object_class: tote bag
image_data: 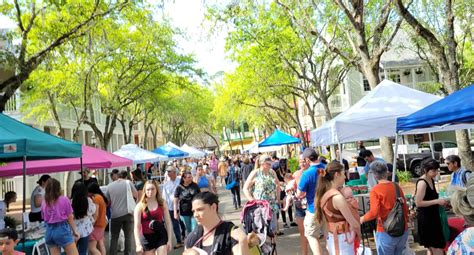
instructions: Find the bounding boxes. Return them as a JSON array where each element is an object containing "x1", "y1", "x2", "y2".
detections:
[{"x1": 126, "y1": 180, "x2": 136, "y2": 214}]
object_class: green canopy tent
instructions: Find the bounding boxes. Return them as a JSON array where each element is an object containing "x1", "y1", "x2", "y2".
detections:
[{"x1": 0, "y1": 113, "x2": 82, "y2": 246}]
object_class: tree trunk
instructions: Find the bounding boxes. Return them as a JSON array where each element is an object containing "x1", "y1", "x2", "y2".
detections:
[
  {"x1": 455, "y1": 129, "x2": 474, "y2": 170},
  {"x1": 393, "y1": 0, "x2": 472, "y2": 169}
]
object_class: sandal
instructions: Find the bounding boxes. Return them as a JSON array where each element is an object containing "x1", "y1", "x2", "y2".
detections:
[
  {"x1": 174, "y1": 243, "x2": 184, "y2": 249},
  {"x1": 276, "y1": 231, "x2": 284, "y2": 236}
]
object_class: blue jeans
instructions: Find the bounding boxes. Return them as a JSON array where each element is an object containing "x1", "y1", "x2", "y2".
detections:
[
  {"x1": 45, "y1": 221, "x2": 74, "y2": 248},
  {"x1": 77, "y1": 236, "x2": 89, "y2": 255},
  {"x1": 169, "y1": 210, "x2": 182, "y2": 243},
  {"x1": 180, "y1": 215, "x2": 197, "y2": 235},
  {"x1": 375, "y1": 230, "x2": 409, "y2": 255}
]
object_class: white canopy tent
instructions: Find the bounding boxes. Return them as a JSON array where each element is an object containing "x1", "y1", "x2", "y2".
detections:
[
  {"x1": 113, "y1": 144, "x2": 168, "y2": 164},
  {"x1": 180, "y1": 144, "x2": 206, "y2": 158},
  {"x1": 310, "y1": 80, "x2": 441, "y2": 146}
]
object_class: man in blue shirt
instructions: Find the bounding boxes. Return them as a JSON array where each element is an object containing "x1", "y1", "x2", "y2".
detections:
[
  {"x1": 297, "y1": 148, "x2": 327, "y2": 255},
  {"x1": 446, "y1": 155, "x2": 471, "y2": 189}
]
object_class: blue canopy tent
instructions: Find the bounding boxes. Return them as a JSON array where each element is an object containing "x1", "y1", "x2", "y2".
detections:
[
  {"x1": 152, "y1": 143, "x2": 189, "y2": 159},
  {"x1": 392, "y1": 84, "x2": 474, "y2": 181},
  {"x1": 397, "y1": 84, "x2": 474, "y2": 133},
  {"x1": 259, "y1": 129, "x2": 301, "y2": 147},
  {"x1": 0, "y1": 113, "x2": 82, "y2": 249}
]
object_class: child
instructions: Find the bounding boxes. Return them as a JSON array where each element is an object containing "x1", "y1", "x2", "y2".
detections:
[
  {"x1": 282, "y1": 173, "x2": 296, "y2": 211},
  {"x1": 340, "y1": 187, "x2": 360, "y2": 252},
  {"x1": 0, "y1": 228, "x2": 24, "y2": 255}
]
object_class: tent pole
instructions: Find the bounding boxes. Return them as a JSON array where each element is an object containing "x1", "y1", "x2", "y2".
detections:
[
  {"x1": 429, "y1": 133, "x2": 435, "y2": 159},
  {"x1": 392, "y1": 134, "x2": 399, "y2": 182},
  {"x1": 22, "y1": 155, "x2": 26, "y2": 251},
  {"x1": 80, "y1": 157, "x2": 84, "y2": 183},
  {"x1": 338, "y1": 143, "x2": 342, "y2": 161}
]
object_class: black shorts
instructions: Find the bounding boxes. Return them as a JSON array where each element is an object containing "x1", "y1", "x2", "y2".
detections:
[
  {"x1": 29, "y1": 211, "x2": 43, "y2": 222},
  {"x1": 140, "y1": 232, "x2": 168, "y2": 251}
]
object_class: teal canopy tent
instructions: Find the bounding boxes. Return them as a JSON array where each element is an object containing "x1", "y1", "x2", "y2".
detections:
[
  {"x1": 259, "y1": 129, "x2": 301, "y2": 147},
  {"x1": 0, "y1": 113, "x2": 82, "y2": 247},
  {"x1": 0, "y1": 114, "x2": 82, "y2": 160}
]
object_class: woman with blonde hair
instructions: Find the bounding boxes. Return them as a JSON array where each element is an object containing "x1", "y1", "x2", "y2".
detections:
[{"x1": 134, "y1": 181, "x2": 173, "y2": 255}]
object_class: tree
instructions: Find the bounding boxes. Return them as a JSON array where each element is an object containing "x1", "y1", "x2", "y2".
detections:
[
  {"x1": 0, "y1": 0, "x2": 129, "y2": 111},
  {"x1": 277, "y1": 0, "x2": 403, "y2": 162},
  {"x1": 393, "y1": 0, "x2": 474, "y2": 169},
  {"x1": 155, "y1": 84, "x2": 214, "y2": 146}
]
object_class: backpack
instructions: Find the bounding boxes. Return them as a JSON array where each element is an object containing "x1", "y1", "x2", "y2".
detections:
[
  {"x1": 382, "y1": 183, "x2": 406, "y2": 237},
  {"x1": 462, "y1": 170, "x2": 472, "y2": 186},
  {"x1": 185, "y1": 221, "x2": 236, "y2": 255}
]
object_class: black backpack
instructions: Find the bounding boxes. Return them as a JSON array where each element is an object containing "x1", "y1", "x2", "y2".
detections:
[{"x1": 382, "y1": 183, "x2": 406, "y2": 237}]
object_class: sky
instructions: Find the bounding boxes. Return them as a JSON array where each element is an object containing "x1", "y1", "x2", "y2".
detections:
[
  {"x1": 1, "y1": 1, "x2": 234, "y2": 80},
  {"x1": 158, "y1": 0, "x2": 235, "y2": 78}
]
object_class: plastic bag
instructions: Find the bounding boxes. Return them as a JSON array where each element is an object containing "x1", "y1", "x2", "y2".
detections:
[{"x1": 356, "y1": 245, "x2": 373, "y2": 255}]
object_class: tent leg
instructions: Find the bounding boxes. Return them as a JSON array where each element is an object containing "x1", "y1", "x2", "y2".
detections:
[
  {"x1": 22, "y1": 155, "x2": 26, "y2": 251},
  {"x1": 80, "y1": 157, "x2": 84, "y2": 183},
  {"x1": 429, "y1": 133, "x2": 435, "y2": 159},
  {"x1": 392, "y1": 134, "x2": 399, "y2": 182},
  {"x1": 338, "y1": 143, "x2": 342, "y2": 161}
]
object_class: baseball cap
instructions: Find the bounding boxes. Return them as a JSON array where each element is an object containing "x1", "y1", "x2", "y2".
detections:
[{"x1": 302, "y1": 148, "x2": 318, "y2": 161}]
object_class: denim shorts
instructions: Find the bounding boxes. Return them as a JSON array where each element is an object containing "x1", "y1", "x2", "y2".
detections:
[
  {"x1": 45, "y1": 221, "x2": 74, "y2": 248},
  {"x1": 295, "y1": 206, "x2": 306, "y2": 218}
]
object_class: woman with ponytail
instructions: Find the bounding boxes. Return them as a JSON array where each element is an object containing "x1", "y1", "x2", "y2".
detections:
[{"x1": 314, "y1": 161, "x2": 361, "y2": 255}]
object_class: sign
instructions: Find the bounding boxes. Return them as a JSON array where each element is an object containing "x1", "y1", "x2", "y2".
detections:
[
  {"x1": 397, "y1": 144, "x2": 418, "y2": 154},
  {"x1": 3, "y1": 144, "x2": 17, "y2": 153}
]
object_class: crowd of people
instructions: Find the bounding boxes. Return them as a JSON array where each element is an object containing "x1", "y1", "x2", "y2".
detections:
[{"x1": 0, "y1": 148, "x2": 472, "y2": 255}]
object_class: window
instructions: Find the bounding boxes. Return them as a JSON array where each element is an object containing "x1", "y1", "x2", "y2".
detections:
[
  {"x1": 444, "y1": 142, "x2": 457, "y2": 148},
  {"x1": 363, "y1": 79, "x2": 371, "y2": 91},
  {"x1": 390, "y1": 73, "x2": 401, "y2": 83}
]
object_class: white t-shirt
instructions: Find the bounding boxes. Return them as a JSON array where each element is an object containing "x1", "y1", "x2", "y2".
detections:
[
  {"x1": 161, "y1": 177, "x2": 181, "y2": 209},
  {"x1": 30, "y1": 186, "x2": 45, "y2": 213},
  {"x1": 0, "y1": 201, "x2": 6, "y2": 229}
]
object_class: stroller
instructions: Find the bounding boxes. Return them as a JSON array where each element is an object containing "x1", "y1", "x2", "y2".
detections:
[{"x1": 240, "y1": 200, "x2": 277, "y2": 255}]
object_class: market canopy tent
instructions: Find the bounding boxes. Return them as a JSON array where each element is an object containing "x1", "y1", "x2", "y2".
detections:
[
  {"x1": 0, "y1": 113, "x2": 82, "y2": 159},
  {"x1": 259, "y1": 129, "x2": 300, "y2": 147},
  {"x1": 180, "y1": 144, "x2": 206, "y2": 158},
  {"x1": 310, "y1": 80, "x2": 440, "y2": 145},
  {"x1": 0, "y1": 145, "x2": 132, "y2": 178},
  {"x1": 397, "y1": 84, "x2": 474, "y2": 134},
  {"x1": 247, "y1": 141, "x2": 283, "y2": 153},
  {"x1": 114, "y1": 144, "x2": 167, "y2": 164},
  {"x1": 0, "y1": 113, "x2": 82, "y2": 249},
  {"x1": 152, "y1": 143, "x2": 189, "y2": 158}
]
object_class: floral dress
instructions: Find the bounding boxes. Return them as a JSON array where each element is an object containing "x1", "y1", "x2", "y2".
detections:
[
  {"x1": 447, "y1": 227, "x2": 474, "y2": 255},
  {"x1": 253, "y1": 169, "x2": 279, "y2": 213},
  {"x1": 74, "y1": 197, "x2": 96, "y2": 238}
]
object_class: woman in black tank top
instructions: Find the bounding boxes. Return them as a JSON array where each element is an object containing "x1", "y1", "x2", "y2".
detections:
[{"x1": 184, "y1": 192, "x2": 250, "y2": 255}]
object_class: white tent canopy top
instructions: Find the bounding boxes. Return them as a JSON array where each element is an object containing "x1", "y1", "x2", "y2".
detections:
[
  {"x1": 113, "y1": 144, "x2": 168, "y2": 164},
  {"x1": 310, "y1": 80, "x2": 441, "y2": 146},
  {"x1": 180, "y1": 144, "x2": 206, "y2": 158}
]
